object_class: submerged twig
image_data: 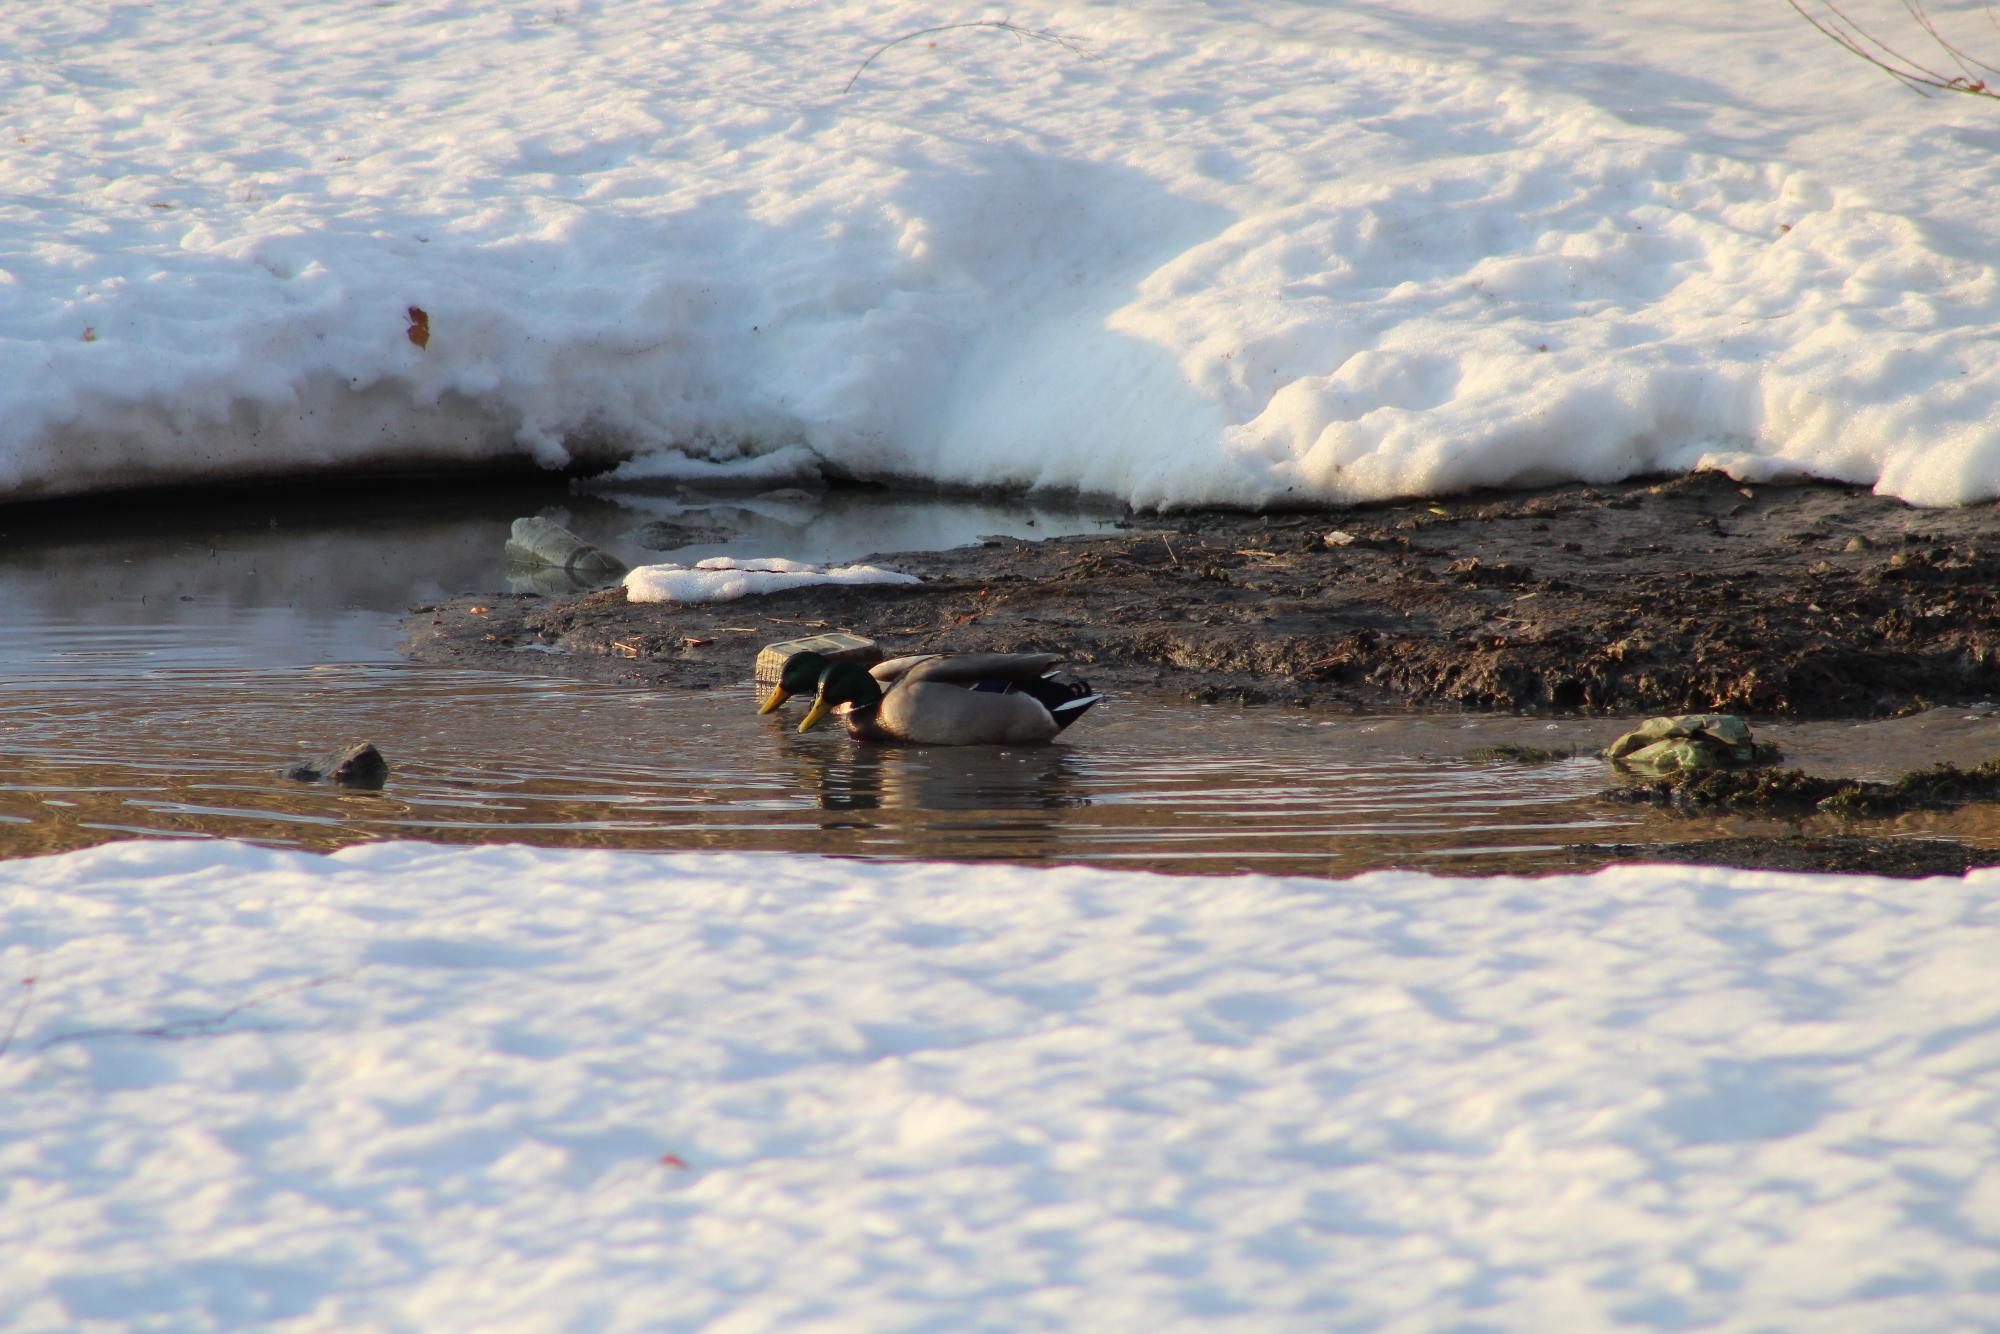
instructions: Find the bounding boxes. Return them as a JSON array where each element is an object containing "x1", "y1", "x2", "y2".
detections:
[{"x1": 843, "y1": 20, "x2": 1097, "y2": 94}]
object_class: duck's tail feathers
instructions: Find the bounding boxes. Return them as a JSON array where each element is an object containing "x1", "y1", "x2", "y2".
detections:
[
  {"x1": 1030, "y1": 671, "x2": 1100, "y2": 732},
  {"x1": 1048, "y1": 692, "x2": 1102, "y2": 731}
]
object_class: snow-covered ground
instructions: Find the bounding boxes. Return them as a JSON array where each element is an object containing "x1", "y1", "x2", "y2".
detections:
[
  {"x1": 11, "y1": 0, "x2": 2000, "y2": 507},
  {"x1": 15, "y1": 4, "x2": 2000, "y2": 1324},
  {"x1": 4, "y1": 840, "x2": 2000, "y2": 1328},
  {"x1": 624, "y1": 556, "x2": 921, "y2": 603}
]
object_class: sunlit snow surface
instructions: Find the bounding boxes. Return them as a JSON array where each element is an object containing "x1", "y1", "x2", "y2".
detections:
[
  {"x1": 10, "y1": 0, "x2": 2000, "y2": 506},
  {"x1": 3, "y1": 842, "x2": 1999, "y2": 1327},
  {"x1": 14, "y1": 7, "x2": 2000, "y2": 1321},
  {"x1": 624, "y1": 556, "x2": 920, "y2": 603}
]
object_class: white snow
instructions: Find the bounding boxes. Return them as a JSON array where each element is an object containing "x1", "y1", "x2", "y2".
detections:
[
  {"x1": 17, "y1": 5, "x2": 2000, "y2": 1319},
  {"x1": 623, "y1": 555, "x2": 920, "y2": 602},
  {"x1": 11, "y1": 1, "x2": 2000, "y2": 507},
  {"x1": 4, "y1": 840, "x2": 2000, "y2": 1327}
]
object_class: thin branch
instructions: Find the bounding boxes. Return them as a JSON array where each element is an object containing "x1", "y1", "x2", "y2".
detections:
[
  {"x1": 35, "y1": 971, "x2": 356, "y2": 1050},
  {"x1": 1789, "y1": 0, "x2": 2000, "y2": 98},
  {"x1": 1901, "y1": 0, "x2": 2000, "y2": 80},
  {"x1": 0, "y1": 976, "x2": 36, "y2": 1061},
  {"x1": 843, "y1": 20, "x2": 1096, "y2": 95},
  {"x1": 1791, "y1": 0, "x2": 1943, "y2": 93}
]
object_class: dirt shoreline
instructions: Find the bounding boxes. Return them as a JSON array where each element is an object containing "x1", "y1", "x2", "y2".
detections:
[{"x1": 401, "y1": 471, "x2": 2000, "y2": 877}]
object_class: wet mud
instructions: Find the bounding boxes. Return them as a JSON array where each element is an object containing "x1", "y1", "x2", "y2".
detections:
[
  {"x1": 1605, "y1": 758, "x2": 2000, "y2": 817},
  {"x1": 408, "y1": 471, "x2": 2000, "y2": 718},
  {"x1": 403, "y1": 470, "x2": 2000, "y2": 876},
  {"x1": 1566, "y1": 835, "x2": 2000, "y2": 880}
]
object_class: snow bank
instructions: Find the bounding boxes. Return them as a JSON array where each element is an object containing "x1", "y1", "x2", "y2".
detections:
[
  {"x1": 4, "y1": 840, "x2": 1999, "y2": 1327},
  {"x1": 623, "y1": 555, "x2": 918, "y2": 602},
  {"x1": 9, "y1": 2, "x2": 2000, "y2": 506}
]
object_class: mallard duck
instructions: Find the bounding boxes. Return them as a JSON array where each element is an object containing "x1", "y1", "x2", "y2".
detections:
[
  {"x1": 792, "y1": 653, "x2": 1100, "y2": 745},
  {"x1": 756, "y1": 651, "x2": 936, "y2": 716}
]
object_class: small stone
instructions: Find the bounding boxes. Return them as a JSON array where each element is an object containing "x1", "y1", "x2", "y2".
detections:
[{"x1": 283, "y1": 742, "x2": 389, "y2": 789}]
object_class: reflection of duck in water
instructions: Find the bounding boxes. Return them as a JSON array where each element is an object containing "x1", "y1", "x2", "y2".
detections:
[{"x1": 768, "y1": 652, "x2": 1100, "y2": 746}]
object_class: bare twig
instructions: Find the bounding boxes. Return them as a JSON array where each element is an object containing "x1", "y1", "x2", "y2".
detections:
[
  {"x1": 1788, "y1": 0, "x2": 2000, "y2": 98},
  {"x1": 35, "y1": 971, "x2": 356, "y2": 1050},
  {"x1": 0, "y1": 975, "x2": 37, "y2": 1060},
  {"x1": 843, "y1": 20, "x2": 1096, "y2": 94}
]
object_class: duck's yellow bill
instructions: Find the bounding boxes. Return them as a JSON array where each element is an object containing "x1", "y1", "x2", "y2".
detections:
[
  {"x1": 798, "y1": 697, "x2": 833, "y2": 733},
  {"x1": 757, "y1": 686, "x2": 791, "y2": 715}
]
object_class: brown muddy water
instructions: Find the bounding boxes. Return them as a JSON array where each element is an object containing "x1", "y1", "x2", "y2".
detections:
[{"x1": 3, "y1": 482, "x2": 1999, "y2": 876}]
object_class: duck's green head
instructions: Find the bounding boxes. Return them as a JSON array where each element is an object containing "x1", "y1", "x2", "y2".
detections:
[
  {"x1": 798, "y1": 660, "x2": 884, "y2": 733},
  {"x1": 757, "y1": 652, "x2": 831, "y2": 715}
]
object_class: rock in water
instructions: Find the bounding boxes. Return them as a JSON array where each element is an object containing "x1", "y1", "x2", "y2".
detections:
[
  {"x1": 1605, "y1": 714, "x2": 1779, "y2": 774},
  {"x1": 283, "y1": 742, "x2": 389, "y2": 789}
]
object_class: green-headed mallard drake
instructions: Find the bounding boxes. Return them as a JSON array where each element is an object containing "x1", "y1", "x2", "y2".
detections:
[
  {"x1": 790, "y1": 652, "x2": 1100, "y2": 745},
  {"x1": 756, "y1": 651, "x2": 936, "y2": 716}
]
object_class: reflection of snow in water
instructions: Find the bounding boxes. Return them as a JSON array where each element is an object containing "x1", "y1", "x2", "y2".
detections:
[
  {"x1": 0, "y1": 486, "x2": 1113, "y2": 662},
  {"x1": 579, "y1": 483, "x2": 1122, "y2": 568}
]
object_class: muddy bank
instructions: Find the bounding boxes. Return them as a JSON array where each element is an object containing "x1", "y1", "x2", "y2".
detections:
[
  {"x1": 399, "y1": 471, "x2": 2000, "y2": 878},
  {"x1": 1566, "y1": 835, "x2": 2000, "y2": 879},
  {"x1": 1605, "y1": 757, "x2": 2000, "y2": 817},
  {"x1": 406, "y1": 471, "x2": 2000, "y2": 719}
]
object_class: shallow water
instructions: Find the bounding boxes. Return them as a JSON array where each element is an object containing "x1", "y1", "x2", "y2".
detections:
[
  {"x1": 2, "y1": 480, "x2": 1998, "y2": 874},
  {"x1": 0, "y1": 655, "x2": 1624, "y2": 873}
]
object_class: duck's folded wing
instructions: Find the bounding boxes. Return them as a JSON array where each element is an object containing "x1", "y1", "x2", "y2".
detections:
[
  {"x1": 869, "y1": 653, "x2": 940, "y2": 683},
  {"x1": 901, "y1": 653, "x2": 1063, "y2": 687}
]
